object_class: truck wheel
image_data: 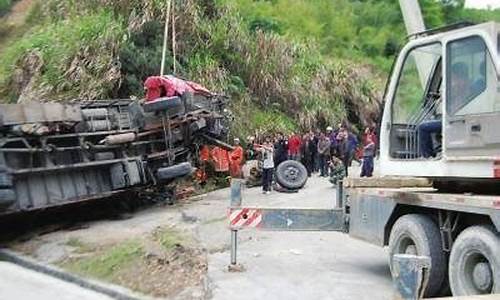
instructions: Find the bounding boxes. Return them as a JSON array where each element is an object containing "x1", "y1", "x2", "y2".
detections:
[
  {"x1": 449, "y1": 225, "x2": 500, "y2": 296},
  {"x1": 388, "y1": 214, "x2": 446, "y2": 297},
  {"x1": 275, "y1": 160, "x2": 308, "y2": 190},
  {"x1": 143, "y1": 96, "x2": 185, "y2": 116},
  {"x1": 157, "y1": 162, "x2": 194, "y2": 181}
]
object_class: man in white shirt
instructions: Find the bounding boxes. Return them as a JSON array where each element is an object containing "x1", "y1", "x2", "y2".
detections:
[{"x1": 259, "y1": 137, "x2": 275, "y2": 194}]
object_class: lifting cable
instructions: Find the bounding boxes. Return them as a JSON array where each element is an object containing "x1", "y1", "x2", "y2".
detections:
[
  {"x1": 160, "y1": 0, "x2": 173, "y2": 76},
  {"x1": 172, "y1": 1, "x2": 177, "y2": 74}
]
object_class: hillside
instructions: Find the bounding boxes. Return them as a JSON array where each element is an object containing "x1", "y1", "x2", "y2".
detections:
[{"x1": 0, "y1": 0, "x2": 499, "y2": 137}]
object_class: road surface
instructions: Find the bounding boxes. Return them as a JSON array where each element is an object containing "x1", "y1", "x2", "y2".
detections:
[
  {"x1": 185, "y1": 175, "x2": 394, "y2": 300},
  {"x1": 0, "y1": 261, "x2": 113, "y2": 300}
]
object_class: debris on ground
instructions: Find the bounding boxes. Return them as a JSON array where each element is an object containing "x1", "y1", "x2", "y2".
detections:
[
  {"x1": 175, "y1": 186, "x2": 196, "y2": 201},
  {"x1": 227, "y1": 264, "x2": 246, "y2": 273}
]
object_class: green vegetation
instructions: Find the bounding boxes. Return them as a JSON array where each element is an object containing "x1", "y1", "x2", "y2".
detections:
[
  {"x1": 0, "y1": 0, "x2": 11, "y2": 16},
  {"x1": 62, "y1": 240, "x2": 143, "y2": 281},
  {"x1": 1, "y1": 0, "x2": 500, "y2": 136},
  {"x1": 153, "y1": 227, "x2": 186, "y2": 250},
  {"x1": 65, "y1": 237, "x2": 94, "y2": 253},
  {"x1": 223, "y1": 0, "x2": 500, "y2": 72},
  {"x1": 0, "y1": 9, "x2": 124, "y2": 101}
]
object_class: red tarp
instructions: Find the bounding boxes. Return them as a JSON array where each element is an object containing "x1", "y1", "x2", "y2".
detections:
[{"x1": 144, "y1": 75, "x2": 213, "y2": 102}]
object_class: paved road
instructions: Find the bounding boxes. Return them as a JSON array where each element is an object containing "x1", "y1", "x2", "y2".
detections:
[
  {"x1": 0, "y1": 261, "x2": 113, "y2": 300},
  {"x1": 186, "y1": 175, "x2": 395, "y2": 300}
]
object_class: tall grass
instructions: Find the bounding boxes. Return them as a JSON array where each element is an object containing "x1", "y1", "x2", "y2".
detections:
[{"x1": 0, "y1": 9, "x2": 124, "y2": 101}]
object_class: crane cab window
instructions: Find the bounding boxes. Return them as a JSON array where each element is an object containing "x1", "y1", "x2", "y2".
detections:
[
  {"x1": 390, "y1": 43, "x2": 442, "y2": 160},
  {"x1": 447, "y1": 36, "x2": 498, "y2": 115},
  {"x1": 447, "y1": 36, "x2": 487, "y2": 115}
]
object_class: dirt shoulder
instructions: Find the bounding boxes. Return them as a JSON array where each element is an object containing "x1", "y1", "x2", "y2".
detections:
[{"x1": 7, "y1": 196, "x2": 218, "y2": 300}]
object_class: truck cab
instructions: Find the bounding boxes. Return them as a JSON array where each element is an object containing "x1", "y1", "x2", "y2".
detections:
[{"x1": 380, "y1": 22, "x2": 500, "y2": 180}]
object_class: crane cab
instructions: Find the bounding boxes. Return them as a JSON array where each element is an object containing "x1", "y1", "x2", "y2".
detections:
[{"x1": 380, "y1": 22, "x2": 500, "y2": 182}]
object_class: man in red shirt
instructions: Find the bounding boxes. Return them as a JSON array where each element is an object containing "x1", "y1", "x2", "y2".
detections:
[{"x1": 288, "y1": 132, "x2": 302, "y2": 161}]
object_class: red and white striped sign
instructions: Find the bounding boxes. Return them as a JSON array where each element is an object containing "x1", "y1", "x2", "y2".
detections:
[{"x1": 229, "y1": 208, "x2": 262, "y2": 229}]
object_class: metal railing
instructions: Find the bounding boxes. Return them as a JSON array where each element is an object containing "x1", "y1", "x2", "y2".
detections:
[{"x1": 404, "y1": 98, "x2": 440, "y2": 159}]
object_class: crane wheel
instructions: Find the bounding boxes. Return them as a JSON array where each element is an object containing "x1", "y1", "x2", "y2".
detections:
[
  {"x1": 449, "y1": 225, "x2": 500, "y2": 296},
  {"x1": 388, "y1": 214, "x2": 446, "y2": 297}
]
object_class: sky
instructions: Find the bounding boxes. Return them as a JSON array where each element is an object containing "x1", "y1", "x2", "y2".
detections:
[{"x1": 465, "y1": 0, "x2": 500, "y2": 9}]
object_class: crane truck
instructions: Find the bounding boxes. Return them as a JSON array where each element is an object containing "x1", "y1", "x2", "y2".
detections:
[
  {"x1": 345, "y1": 19, "x2": 500, "y2": 297},
  {"x1": 229, "y1": 20, "x2": 500, "y2": 298},
  {"x1": 364, "y1": 19, "x2": 500, "y2": 296}
]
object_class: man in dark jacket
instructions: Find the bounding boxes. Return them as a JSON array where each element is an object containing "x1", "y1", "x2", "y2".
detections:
[
  {"x1": 273, "y1": 133, "x2": 288, "y2": 167},
  {"x1": 347, "y1": 131, "x2": 359, "y2": 167},
  {"x1": 310, "y1": 130, "x2": 319, "y2": 173},
  {"x1": 336, "y1": 129, "x2": 350, "y2": 177},
  {"x1": 300, "y1": 133, "x2": 313, "y2": 177},
  {"x1": 317, "y1": 133, "x2": 331, "y2": 177}
]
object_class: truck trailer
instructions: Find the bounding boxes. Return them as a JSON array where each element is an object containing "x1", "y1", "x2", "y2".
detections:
[{"x1": 0, "y1": 91, "x2": 231, "y2": 215}]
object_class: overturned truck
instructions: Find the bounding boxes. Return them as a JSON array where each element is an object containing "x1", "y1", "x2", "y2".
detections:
[{"x1": 0, "y1": 89, "x2": 230, "y2": 215}]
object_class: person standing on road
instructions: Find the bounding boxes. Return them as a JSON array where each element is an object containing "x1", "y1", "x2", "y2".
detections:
[
  {"x1": 317, "y1": 133, "x2": 330, "y2": 177},
  {"x1": 336, "y1": 129, "x2": 350, "y2": 177},
  {"x1": 327, "y1": 126, "x2": 337, "y2": 157},
  {"x1": 288, "y1": 132, "x2": 302, "y2": 161},
  {"x1": 300, "y1": 133, "x2": 313, "y2": 177},
  {"x1": 229, "y1": 138, "x2": 244, "y2": 178},
  {"x1": 363, "y1": 127, "x2": 377, "y2": 151},
  {"x1": 347, "y1": 129, "x2": 359, "y2": 167},
  {"x1": 273, "y1": 133, "x2": 288, "y2": 168},
  {"x1": 311, "y1": 130, "x2": 319, "y2": 173},
  {"x1": 360, "y1": 136, "x2": 375, "y2": 177},
  {"x1": 260, "y1": 137, "x2": 275, "y2": 194}
]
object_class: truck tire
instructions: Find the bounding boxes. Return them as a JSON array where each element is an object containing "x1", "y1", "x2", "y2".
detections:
[
  {"x1": 449, "y1": 225, "x2": 500, "y2": 296},
  {"x1": 157, "y1": 162, "x2": 193, "y2": 181},
  {"x1": 388, "y1": 214, "x2": 446, "y2": 297},
  {"x1": 143, "y1": 97, "x2": 185, "y2": 116},
  {"x1": 275, "y1": 160, "x2": 308, "y2": 190}
]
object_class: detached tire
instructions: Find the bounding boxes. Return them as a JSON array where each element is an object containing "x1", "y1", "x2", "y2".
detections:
[
  {"x1": 275, "y1": 160, "x2": 308, "y2": 190},
  {"x1": 157, "y1": 162, "x2": 194, "y2": 181},
  {"x1": 388, "y1": 214, "x2": 446, "y2": 297},
  {"x1": 449, "y1": 225, "x2": 500, "y2": 296}
]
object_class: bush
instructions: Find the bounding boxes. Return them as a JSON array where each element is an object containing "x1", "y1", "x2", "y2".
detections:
[
  {"x1": 117, "y1": 21, "x2": 166, "y2": 98},
  {"x1": 0, "y1": 0, "x2": 11, "y2": 16}
]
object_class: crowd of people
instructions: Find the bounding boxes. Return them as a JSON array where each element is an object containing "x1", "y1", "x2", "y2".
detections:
[{"x1": 239, "y1": 123, "x2": 377, "y2": 193}]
